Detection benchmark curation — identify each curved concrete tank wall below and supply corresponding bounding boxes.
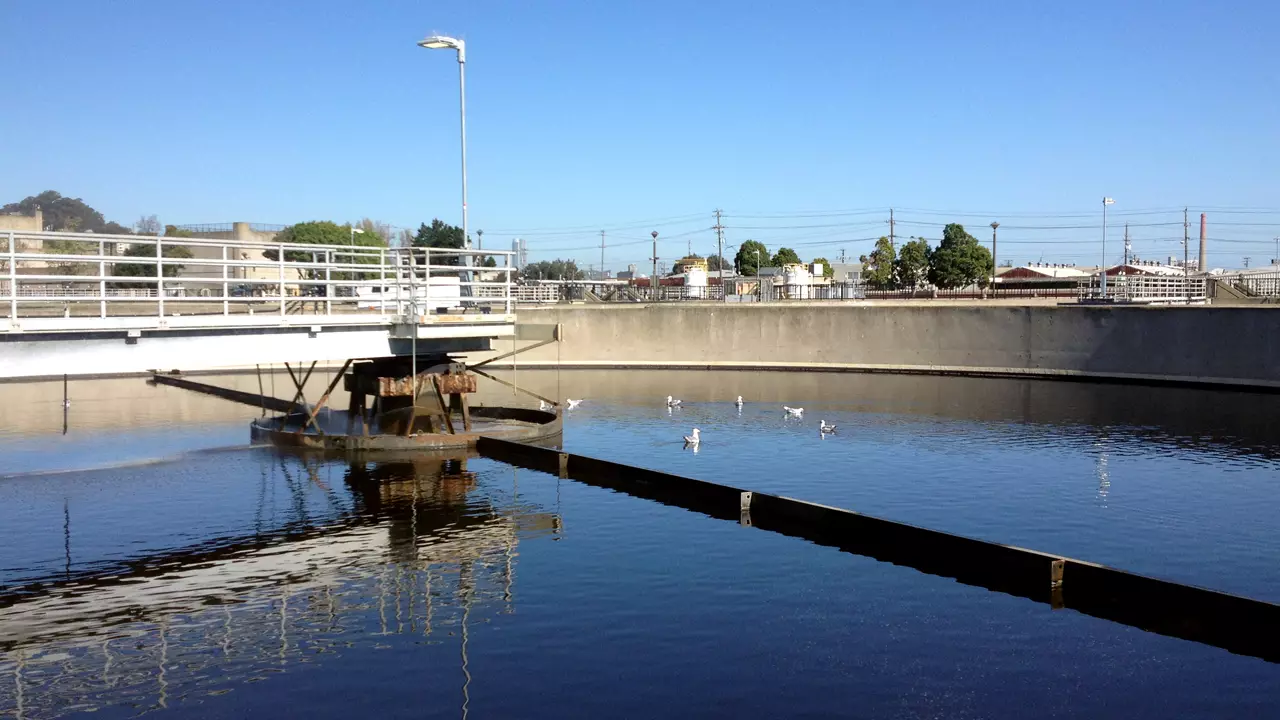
[480,305,1280,389]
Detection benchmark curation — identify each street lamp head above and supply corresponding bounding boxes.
[990,221,999,230]
[651,231,659,239]
[351,228,365,234]
[1103,197,1115,206]
[418,35,465,61]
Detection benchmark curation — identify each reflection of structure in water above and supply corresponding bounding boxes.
[0,453,559,719]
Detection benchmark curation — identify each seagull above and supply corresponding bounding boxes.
[735,395,743,408]
[784,406,804,418]
[819,420,837,434]
[566,398,583,410]
[683,428,700,446]
[666,395,682,408]
[539,400,551,411]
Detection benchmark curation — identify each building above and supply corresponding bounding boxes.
[0,209,43,234]
[999,264,1091,280]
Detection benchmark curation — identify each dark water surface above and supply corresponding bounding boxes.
[1,370,1278,718]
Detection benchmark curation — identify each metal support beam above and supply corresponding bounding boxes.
[297,358,353,436]
[470,337,557,370]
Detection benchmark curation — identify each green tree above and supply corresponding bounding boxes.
[734,240,769,276]
[2,190,118,233]
[111,243,194,286]
[894,238,931,291]
[810,257,836,279]
[522,259,583,280]
[264,221,387,280]
[927,223,993,289]
[706,254,730,272]
[413,219,466,266]
[164,225,194,238]
[42,238,100,276]
[771,247,801,266]
[859,237,897,289]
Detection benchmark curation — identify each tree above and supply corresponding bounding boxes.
[2,191,112,233]
[927,223,993,289]
[522,259,583,280]
[734,240,769,276]
[706,254,730,272]
[413,219,465,266]
[111,243,194,286]
[135,215,161,236]
[810,257,836,279]
[164,225,194,238]
[771,247,801,267]
[894,238,931,291]
[859,237,896,290]
[264,221,387,280]
[42,238,100,276]
[357,217,394,242]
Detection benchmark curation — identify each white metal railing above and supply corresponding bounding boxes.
[1077,274,1208,304]
[1222,271,1280,297]
[1,230,516,324]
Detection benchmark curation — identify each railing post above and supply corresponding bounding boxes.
[7,231,16,323]
[379,248,387,315]
[221,245,229,315]
[98,239,106,319]
[423,247,431,315]
[325,248,332,316]
[505,252,512,315]
[278,243,286,317]
[156,236,165,318]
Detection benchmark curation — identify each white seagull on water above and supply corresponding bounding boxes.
[784,406,804,418]
[819,420,837,434]
[566,398,583,410]
[539,400,551,411]
[683,428,700,446]
[666,395,682,408]
[735,395,743,409]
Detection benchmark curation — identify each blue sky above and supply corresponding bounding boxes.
[2,0,1277,270]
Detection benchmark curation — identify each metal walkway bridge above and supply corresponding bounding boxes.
[1,230,520,379]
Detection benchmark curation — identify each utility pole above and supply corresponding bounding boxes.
[1244,256,1251,269]
[1123,223,1130,266]
[840,248,846,264]
[889,208,895,252]
[1183,207,1190,304]
[1274,236,1279,266]
[600,230,606,278]
[651,230,659,300]
[714,209,725,302]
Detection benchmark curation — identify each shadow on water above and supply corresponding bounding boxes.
[0,447,560,718]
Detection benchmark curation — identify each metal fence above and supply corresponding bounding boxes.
[2,230,515,322]
[1077,274,1207,304]
[1222,271,1280,298]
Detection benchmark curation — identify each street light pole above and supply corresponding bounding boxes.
[418,34,471,277]
[990,221,999,296]
[651,231,659,301]
[1101,197,1115,298]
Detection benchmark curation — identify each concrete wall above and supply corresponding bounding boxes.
[0,210,43,234]
[182,222,291,281]
[474,304,1280,388]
